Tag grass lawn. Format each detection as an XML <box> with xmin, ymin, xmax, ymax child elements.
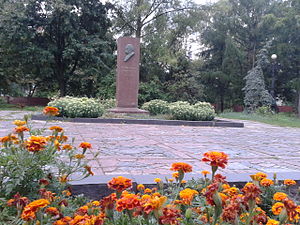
<box><xmin>0</xmin><ymin>103</ymin><xmax>43</xmax><ymax>111</ymax></box>
<box><xmin>219</xmin><ymin>112</ymin><xmax>300</xmax><ymax>128</ymax></box>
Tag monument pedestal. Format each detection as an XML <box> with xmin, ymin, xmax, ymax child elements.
<box><xmin>109</xmin><ymin>36</ymin><xmax>149</xmax><ymax>115</ymax></box>
<box><xmin>109</xmin><ymin>107</ymin><xmax>149</xmax><ymax>114</ymax></box>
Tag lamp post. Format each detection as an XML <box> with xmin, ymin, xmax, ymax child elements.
<box><xmin>270</xmin><ymin>54</ymin><xmax>277</xmax><ymax>98</ymax></box>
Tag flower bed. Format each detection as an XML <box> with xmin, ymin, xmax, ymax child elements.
<box><xmin>0</xmin><ymin>107</ymin><xmax>298</xmax><ymax>224</ymax></box>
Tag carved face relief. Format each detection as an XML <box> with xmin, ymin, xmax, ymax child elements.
<box><xmin>124</xmin><ymin>44</ymin><xmax>135</xmax><ymax>62</ymax></box>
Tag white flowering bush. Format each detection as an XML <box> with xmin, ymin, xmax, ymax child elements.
<box><xmin>169</xmin><ymin>101</ymin><xmax>215</xmax><ymax>121</ymax></box>
<box><xmin>48</xmin><ymin>97</ymin><xmax>104</xmax><ymax>118</ymax></box>
<box><xmin>142</xmin><ymin>99</ymin><xmax>170</xmax><ymax>115</ymax></box>
<box><xmin>99</xmin><ymin>98</ymin><xmax>116</xmax><ymax>110</ymax></box>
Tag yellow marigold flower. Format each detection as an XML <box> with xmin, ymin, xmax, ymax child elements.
<box><xmin>79</xmin><ymin>142</ymin><xmax>92</xmax><ymax>149</ymax></box>
<box><xmin>154</xmin><ymin>178</ymin><xmax>162</xmax><ymax>183</ymax></box>
<box><xmin>250</xmin><ymin>172</ymin><xmax>267</xmax><ymax>181</ymax></box>
<box><xmin>144</xmin><ymin>188</ymin><xmax>152</xmax><ymax>193</ymax></box>
<box><xmin>26</xmin><ymin>136</ymin><xmax>47</xmax><ymax>152</ymax></box>
<box><xmin>13</xmin><ymin>120</ymin><xmax>26</xmax><ymax>126</ymax></box>
<box><xmin>201</xmin><ymin>170</ymin><xmax>211</xmax><ymax>176</ymax></box>
<box><xmin>179</xmin><ymin>188</ymin><xmax>199</xmax><ymax>205</ymax></box>
<box><xmin>15</xmin><ymin>126</ymin><xmax>30</xmax><ymax>133</ymax></box>
<box><xmin>49</xmin><ymin>126</ymin><xmax>64</xmax><ymax>132</ymax></box>
<box><xmin>222</xmin><ymin>184</ymin><xmax>230</xmax><ymax>189</ymax></box>
<box><xmin>223</xmin><ymin>187</ymin><xmax>239</xmax><ymax>197</ymax></box>
<box><xmin>170</xmin><ymin>162</ymin><xmax>192</xmax><ymax>173</ymax></box>
<box><xmin>74</xmin><ymin>154</ymin><xmax>85</xmax><ymax>159</ymax></box>
<box><xmin>266</xmin><ymin>219</ymin><xmax>280</xmax><ymax>225</ymax></box>
<box><xmin>62</xmin><ymin>144</ymin><xmax>73</xmax><ymax>150</ymax></box>
<box><xmin>137</xmin><ymin>184</ymin><xmax>145</xmax><ymax>191</ymax></box>
<box><xmin>59</xmin><ymin>175</ymin><xmax>69</xmax><ymax>183</ymax></box>
<box><xmin>273</xmin><ymin>192</ymin><xmax>288</xmax><ymax>201</ymax></box>
<box><xmin>92</xmin><ymin>201</ymin><xmax>100</xmax><ymax>206</ymax></box>
<box><xmin>145</xmin><ymin>196</ymin><xmax>167</xmax><ymax>210</ymax></box>
<box><xmin>168</xmin><ymin>178</ymin><xmax>174</xmax><ymax>182</ymax></box>
<box><xmin>172</xmin><ymin>172</ymin><xmax>179</xmax><ymax>178</ymax></box>
<box><xmin>284</xmin><ymin>179</ymin><xmax>296</xmax><ymax>186</ymax></box>
<box><xmin>260</xmin><ymin>178</ymin><xmax>274</xmax><ymax>187</ymax></box>
<box><xmin>272</xmin><ymin>202</ymin><xmax>284</xmax><ymax>215</ymax></box>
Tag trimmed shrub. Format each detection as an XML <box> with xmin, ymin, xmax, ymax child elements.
<box><xmin>169</xmin><ymin>101</ymin><xmax>215</xmax><ymax>121</ymax></box>
<box><xmin>142</xmin><ymin>99</ymin><xmax>170</xmax><ymax>115</ymax></box>
<box><xmin>99</xmin><ymin>98</ymin><xmax>116</xmax><ymax>110</ymax></box>
<box><xmin>48</xmin><ymin>96</ymin><xmax>104</xmax><ymax>118</ymax></box>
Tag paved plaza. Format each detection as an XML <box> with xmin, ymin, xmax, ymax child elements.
<box><xmin>1</xmin><ymin>110</ymin><xmax>300</xmax><ymax>182</ymax></box>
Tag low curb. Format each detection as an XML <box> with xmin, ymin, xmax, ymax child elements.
<box><xmin>32</xmin><ymin>114</ymin><xmax>244</xmax><ymax>128</ymax></box>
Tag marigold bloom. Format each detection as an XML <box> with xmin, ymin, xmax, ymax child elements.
<box><xmin>100</xmin><ymin>193</ymin><xmax>117</xmax><ymax>210</ymax></box>
<box><xmin>142</xmin><ymin>195</ymin><xmax>167</xmax><ymax>214</ymax></box>
<box><xmin>84</xmin><ymin>165</ymin><xmax>94</xmax><ymax>176</ymax></box>
<box><xmin>168</xmin><ymin>178</ymin><xmax>174</xmax><ymax>182</ymax></box>
<box><xmin>284</xmin><ymin>179</ymin><xmax>297</xmax><ymax>186</ymax></box>
<box><xmin>53</xmin><ymin>216</ymin><xmax>72</xmax><ymax>225</ymax></box>
<box><xmin>137</xmin><ymin>184</ymin><xmax>145</xmax><ymax>191</ymax></box>
<box><xmin>273</xmin><ymin>192</ymin><xmax>288</xmax><ymax>201</ymax></box>
<box><xmin>260</xmin><ymin>178</ymin><xmax>274</xmax><ymax>187</ymax></box>
<box><xmin>59</xmin><ymin>175</ymin><xmax>69</xmax><ymax>183</ymax></box>
<box><xmin>272</xmin><ymin>202</ymin><xmax>284</xmax><ymax>215</ymax></box>
<box><xmin>45</xmin><ymin>207</ymin><xmax>60</xmax><ymax>216</ymax></box>
<box><xmin>223</xmin><ymin>187</ymin><xmax>239</xmax><ymax>197</ymax></box>
<box><xmin>179</xmin><ymin>188</ymin><xmax>199</xmax><ymax>205</ymax></box>
<box><xmin>49</xmin><ymin>126</ymin><xmax>64</xmax><ymax>132</ymax></box>
<box><xmin>75</xmin><ymin>205</ymin><xmax>89</xmax><ymax>216</ymax></box>
<box><xmin>172</xmin><ymin>172</ymin><xmax>179</xmax><ymax>178</ymax></box>
<box><xmin>15</xmin><ymin>126</ymin><xmax>30</xmax><ymax>133</ymax></box>
<box><xmin>241</xmin><ymin>183</ymin><xmax>261</xmax><ymax>201</ymax></box>
<box><xmin>204</xmin><ymin>182</ymin><xmax>219</xmax><ymax>206</ymax></box>
<box><xmin>144</xmin><ymin>188</ymin><xmax>152</xmax><ymax>193</ymax></box>
<box><xmin>159</xmin><ymin>205</ymin><xmax>181</xmax><ymax>225</ymax></box>
<box><xmin>21</xmin><ymin>199</ymin><xmax>50</xmax><ymax>221</ymax></box>
<box><xmin>39</xmin><ymin>188</ymin><xmax>56</xmax><ymax>201</ymax></box>
<box><xmin>74</xmin><ymin>154</ymin><xmax>85</xmax><ymax>159</ymax></box>
<box><xmin>62</xmin><ymin>190</ymin><xmax>72</xmax><ymax>196</ymax></box>
<box><xmin>201</xmin><ymin>170</ymin><xmax>211</xmax><ymax>176</ymax></box>
<box><xmin>39</xmin><ymin>179</ymin><xmax>50</xmax><ymax>186</ymax></box>
<box><xmin>154</xmin><ymin>178</ymin><xmax>162</xmax><ymax>183</ymax></box>
<box><xmin>43</xmin><ymin>106</ymin><xmax>59</xmax><ymax>116</ymax></box>
<box><xmin>107</xmin><ymin>176</ymin><xmax>132</xmax><ymax>192</ymax></box>
<box><xmin>26</xmin><ymin>136</ymin><xmax>47</xmax><ymax>152</ymax></box>
<box><xmin>7</xmin><ymin>193</ymin><xmax>30</xmax><ymax>209</ymax></box>
<box><xmin>266</xmin><ymin>219</ymin><xmax>280</xmax><ymax>225</ymax></box>
<box><xmin>250</xmin><ymin>172</ymin><xmax>267</xmax><ymax>181</ymax></box>
<box><xmin>13</xmin><ymin>120</ymin><xmax>26</xmax><ymax>126</ymax></box>
<box><xmin>181</xmin><ymin>180</ymin><xmax>187</xmax><ymax>184</ymax></box>
<box><xmin>202</xmin><ymin>151</ymin><xmax>228</xmax><ymax>169</ymax></box>
<box><xmin>170</xmin><ymin>162</ymin><xmax>192</xmax><ymax>173</ymax></box>
<box><xmin>222</xmin><ymin>202</ymin><xmax>240</xmax><ymax>222</ymax></box>
<box><xmin>116</xmin><ymin>193</ymin><xmax>140</xmax><ymax>212</ymax></box>
<box><xmin>62</xmin><ymin>144</ymin><xmax>73</xmax><ymax>150</ymax></box>
<box><xmin>79</xmin><ymin>142</ymin><xmax>92</xmax><ymax>149</ymax></box>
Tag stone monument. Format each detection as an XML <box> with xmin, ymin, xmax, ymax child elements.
<box><xmin>109</xmin><ymin>37</ymin><xmax>149</xmax><ymax>114</ymax></box>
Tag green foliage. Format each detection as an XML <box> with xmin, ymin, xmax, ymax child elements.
<box><xmin>48</xmin><ymin>97</ymin><xmax>104</xmax><ymax>118</ymax></box>
<box><xmin>138</xmin><ymin>80</ymin><xmax>166</xmax><ymax>105</ymax></box>
<box><xmin>141</xmin><ymin>99</ymin><xmax>169</xmax><ymax>115</ymax></box>
<box><xmin>0</xmin><ymin>118</ymin><xmax>91</xmax><ymax>198</ymax></box>
<box><xmin>169</xmin><ymin>101</ymin><xmax>215</xmax><ymax>121</ymax></box>
<box><xmin>256</xmin><ymin>106</ymin><xmax>273</xmax><ymax>115</ymax></box>
<box><xmin>99</xmin><ymin>98</ymin><xmax>116</xmax><ymax>110</ymax></box>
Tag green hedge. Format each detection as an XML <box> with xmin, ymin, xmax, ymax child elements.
<box><xmin>48</xmin><ymin>96</ymin><xmax>104</xmax><ymax>118</ymax></box>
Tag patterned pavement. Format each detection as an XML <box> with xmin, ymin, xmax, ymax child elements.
<box><xmin>1</xmin><ymin>110</ymin><xmax>300</xmax><ymax>180</ymax></box>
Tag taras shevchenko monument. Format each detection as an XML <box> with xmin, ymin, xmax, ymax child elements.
<box><xmin>109</xmin><ymin>37</ymin><xmax>149</xmax><ymax>114</ymax></box>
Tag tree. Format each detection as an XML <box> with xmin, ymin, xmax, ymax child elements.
<box><xmin>243</xmin><ymin>43</ymin><xmax>273</xmax><ymax>113</ymax></box>
<box><xmin>0</xmin><ymin>0</ymin><xmax>115</xmax><ymax>97</ymax></box>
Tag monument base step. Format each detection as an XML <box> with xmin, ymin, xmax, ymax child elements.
<box><xmin>108</xmin><ymin>107</ymin><xmax>149</xmax><ymax>114</ymax></box>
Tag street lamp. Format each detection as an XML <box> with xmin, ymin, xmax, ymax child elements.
<box><xmin>270</xmin><ymin>54</ymin><xmax>277</xmax><ymax>98</ymax></box>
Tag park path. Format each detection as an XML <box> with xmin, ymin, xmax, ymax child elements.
<box><xmin>1</xmin><ymin>110</ymin><xmax>300</xmax><ymax>181</ymax></box>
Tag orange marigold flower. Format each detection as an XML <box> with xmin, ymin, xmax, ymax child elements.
<box><xmin>272</xmin><ymin>202</ymin><xmax>284</xmax><ymax>215</ymax></box>
<box><xmin>273</xmin><ymin>192</ymin><xmax>288</xmax><ymax>201</ymax></box>
<box><xmin>62</xmin><ymin>190</ymin><xmax>72</xmax><ymax>196</ymax></box>
<box><xmin>223</xmin><ymin>187</ymin><xmax>239</xmax><ymax>197</ymax></box>
<box><xmin>222</xmin><ymin>201</ymin><xmax>240</xmax><ymax>223</ymax></box>
<box><xmin>39</xmin><ymin>188</ymin><xmax>56</xmax><ymax>201</ymax></box>
<box><xmin>260</xmin><ymin>178</ymin><xmax>274</xmax><ymax>187</ymax></box>
<box><xmin>21</xmin><ymin>199</ymin><xmax>50</xmax><ymax>221</ymax></box>
<box><xmin>181</xmin><ymin>180</ymin><xmax>187</xmax><ymax>184</ymax></box>
<box><xmin>45</xmin><ymin>207</ymin><xmax>60</xmax><ymax>216</ymax></box>
<box><xmin>26</xmin><ymin>136</ymin><xmax>47</xmax><ymax>152</ymax></box>
<box><xmin>159</xmin><ymin>205</ymin><xmax>181</xmax><ymax>225</ymax></box>
<box><xmin>74</xmin><ymin>154</ymin><xmax>85</xmax><ymax>159</ymax></box>
<box><xmin>53</xmin><ymin>216</ymin><xmax>72</xmax><ymax>225</ymax></box>
<box><xmin>266</xmin><ymin>219</ymin><xmax>280</xmax><ymax>225</ymax></box>
<box><xmin>49</xmin><ymin>126</ymin><xmax>64</xmax><ymax>132</ymax></box>
<box><xmin>79</xmin><ymin>142</ymin><xmax>92</xmax><ymax>149</ymax></box>
<box><xmin>154</xmin><ymin>178</ymin><xmax>162</xmax><ymax>183</ymax></box>
<box><xmin>0</xmin><ymin>134</ymin><xmax>18</xmax><ymax>144</ymax></box>
<box><xmin>250</xmin><ymin>172</ymin><xmax>267</xmax><ymax>181</ymax></box>
<box><xmin>43</xmin><ymin>106</ymin><xmax>59</xmax><ymax>116</ymax></box>
<box><xmin>62</xmin><ymin>144</ymin><xmax>73</xmax><ymax>150</ymax></box>
<box><xmin>100</xmin><ymin>193</ymin><xmax>117</xmax><ymax>210</ymax></box>
<box><xmin>201</xmin><ymin>170</ymin><xmax>211</xmax><ymax>176</ymax></box>
<box><xmin>241</xmin><ymin>183</ymin><xmax>261</xmax><ymax>201</ymax></box>
<box><xmin>84</xmin><ymin>165</ymin><xmax>94</xmax><ymax>176</ymax></box>
<box><xmin>75</xmin><ymin>205</ymin><xmax>89</xmax><ymax>216</ymax></box>
<box><xmin>116</xmin><ymin>193</ymin><xmax>140</xmax><ymax>212</ymax></box>
<box><xmin>284</xmin><ymin>179</ymin><xmax>297</xmax><ymax>186</ymax></box>
<box><xmin>14</xmin><ymin>126</ymin><xmax>30</xmax><ymax>133</ymax></box>
<box><xmin>179</xmin><ymin>188</ymin><xmax>199</xmax><ymax>205</ymax></box>
<box><xmin>107</xmin><ymin>176</ymin><xmax>132</xmax><ymax>192</ymax></box>
<box><xmin>137</xmin><ymin>184</ymin><xmax>145</xmax><ymax>191</ymax></box>
<box><xmin>168</xmin><ymin>178</ymin><xmax>174</xmax><ymax>182</ymax></box>
<box><xmin>144</xmin><ymin>188</ymin><xmax>152</xmax><ymax>193</ymax></box>
<box><xmin>13</xmin><ymin>120</ymin><xmax>26</xmax><ymax>126</ymax></box>
<box><xmin>170</xmin><ymin>162</ymin><xmax>192</xmax><ymax>173</ymax></box>
<box><xmin>7</xmin><ymin>193</ymin><xmax>30</xmax><ymax>209</ymax></box>
<box><xmin>59</xmin><ymin>175</ymin><xmax>69</xmax><ymax>183</ymax></box>
<box><xmin>202</xmin><ymin>151</ymin><xmax>228</xmax><ymax>169</ymax></box>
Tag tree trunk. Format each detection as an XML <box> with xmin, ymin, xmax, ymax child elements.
<box><xmin>135</xmin><ymin>0</ymin><xmax>142</xmax><ymax>38</ymax></box>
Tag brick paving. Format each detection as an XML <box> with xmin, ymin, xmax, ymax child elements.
<box><xmin>1</xmin><ymin>110</ymin><xmax>300</xmax><ymax>179</ymax></box>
